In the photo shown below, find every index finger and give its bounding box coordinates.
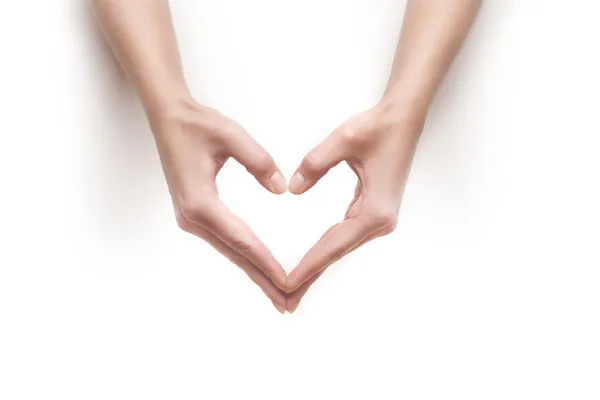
[199,200,288,291]
[286,226,386,313]
[178,217,287,313]
[286,216,377,293]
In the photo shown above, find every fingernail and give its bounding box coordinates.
[288,303,299,314]
[269,171,287,194]
[289,172,306,194]
[274,303,286,314]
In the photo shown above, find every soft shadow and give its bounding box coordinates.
[406,1,504,214]
[76,2,166,248]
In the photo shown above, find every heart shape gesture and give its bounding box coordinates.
[150,97,420,314]
[92,0,480,314]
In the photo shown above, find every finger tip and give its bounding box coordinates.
[275,278,288,293]
[285,271,302,293]
[287,187,302,195]
[273,302,286,314]
[269,171,288,194]
[271,185,288,195]
[287,302,299,314]
[288,172,308,194]
[269,270,288,292]
[285,282,300,294]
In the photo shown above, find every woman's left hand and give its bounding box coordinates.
[285,100,425,312]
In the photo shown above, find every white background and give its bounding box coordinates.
[1,1,599,399]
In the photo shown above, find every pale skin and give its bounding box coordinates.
[92,0,481,313]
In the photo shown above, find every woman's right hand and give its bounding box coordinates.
[149,98,289,313]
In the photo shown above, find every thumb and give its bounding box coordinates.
[289,130,350,195]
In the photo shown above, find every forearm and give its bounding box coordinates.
[91,0,190,116]
[383,0,481,121]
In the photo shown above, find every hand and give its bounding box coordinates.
[285,100,424,312]
[149,98,289,313]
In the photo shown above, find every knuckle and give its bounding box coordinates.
[380,218,398,236]
[179,196,212,224]
[249,153,275,175]
[225,251,246,267]
[302,153,322,173]
[367,206,397,231]
[201,121,222,140]
[175,211,192,233]
[338,124,366,147]
[216,119,246,143]
[220,119,243,136]
[229,238,257,257]
[321,238,347,263]
[328,245,347,263]
[339,126,358,144]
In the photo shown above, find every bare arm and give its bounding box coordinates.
[92,0,189,116]
[92,0,289,313]
[286,0,482,311]
[384,0,482,119]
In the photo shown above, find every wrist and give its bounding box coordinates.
[376,94,428,132]
[138,79,193,118]
[144,91,199,126]
[379,77,437,126]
